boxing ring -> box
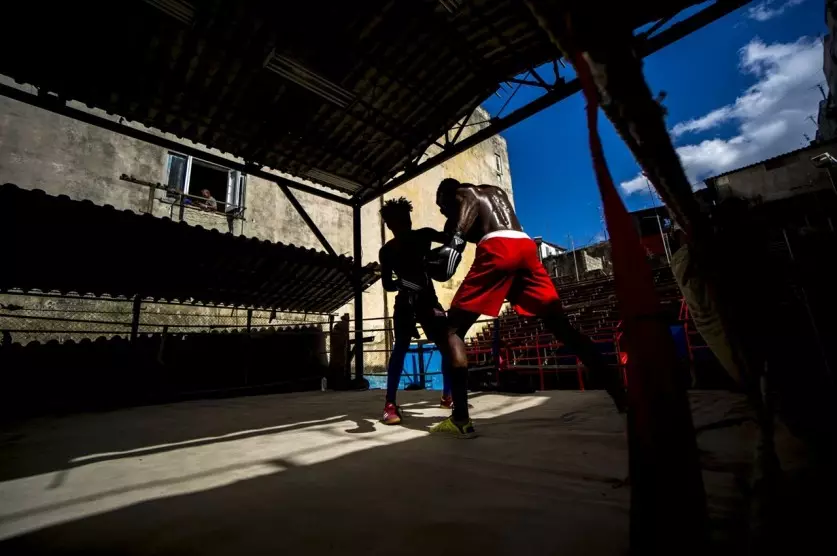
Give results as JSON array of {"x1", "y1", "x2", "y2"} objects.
[
  {"x1": 0, "y1": 388, "x2": 772, "y2": 554},
  {"x1": 0, "y1": 1, "x2": 777, "y2": 553}
]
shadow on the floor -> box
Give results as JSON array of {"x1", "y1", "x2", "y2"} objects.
[
  {"x1": 0, "y1": 391, "x2": 495, "y2": 484},
  {"x1": 1, "y1": 390, "x2": 830, "y2": 555},
  {"x1": 0, "y1": 393, "x2": 635, "y2": 556}
]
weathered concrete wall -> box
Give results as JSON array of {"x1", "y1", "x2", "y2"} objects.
[
  {"x1": 0, "y1": 99, "x2": 513, "y2": 372},
  {"x1": 707, "y1": 143, "x2": 837, "y2": 204},
  {"x1": 0, "y1": 97, "x2": 166, "y2": 214},
  {"x1": 380, "y1": 108, "x2": 514, "y2": 315},
  {"x1": 544, "y1": 241, "x2": 613, "y2": 281}
]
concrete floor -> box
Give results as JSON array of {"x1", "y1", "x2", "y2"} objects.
[{"x1": 0, "y1": 389, "x2": 772, "y2": 554}]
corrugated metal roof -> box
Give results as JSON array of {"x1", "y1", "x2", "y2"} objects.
[
  {"x1": 0, "y1": 0, "x2": 697, "y2": 200},
  {"x1": 1, "y1": 184, "x2": 379, "y2": 313}
]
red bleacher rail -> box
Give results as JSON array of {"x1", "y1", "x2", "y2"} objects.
[
  {"x1": 465, "y1": 320, "x2": 624, "y2": 391},
  {"x1": 464, "y1": 266, "x2": 680, "y2": 392},
  {"x1": 677, "y1": 297, "x2": 711, "y2": 372}
]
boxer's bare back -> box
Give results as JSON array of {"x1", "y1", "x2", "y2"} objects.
[
  {"x1": 437, "y1": 183, "x2": 522, "y2": 244},
  {"x1": 428, "y1": 179, "x2": 627, "y2": 435}
]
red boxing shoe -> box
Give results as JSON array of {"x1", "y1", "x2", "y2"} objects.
[
  {"x1": 440, "y1": 396, "x2": 472, "y2": 409},
  {"x1": 381, "y1": 402, "x2": 402, "y2": 425}
]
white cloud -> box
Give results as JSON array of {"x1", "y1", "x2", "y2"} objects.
[
  {"x1": 670, "y1": 106, "x2": 733, "y2": 136},
  {"x1": 747, "y1": 0, "x2": 805, "y2": 22},
  {"x1": 621, "y1": 174, "x2": 650, "y2": 195},
  {"x1": 620, "y1": 36, "x2": 822, "y2": 194}
]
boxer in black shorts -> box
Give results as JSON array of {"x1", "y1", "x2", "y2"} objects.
[{"x1": 378, "y1": 198, "x2": 452, "y2": 424}]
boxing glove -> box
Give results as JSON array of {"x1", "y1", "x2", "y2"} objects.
[{"x1": 426, "y1": 232, "x2": 465, "y2": 282}]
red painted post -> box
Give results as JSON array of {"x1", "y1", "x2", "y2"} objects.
[
  {"x1": 613, "y1": 331, "x2": 624, "y2": 387},
  {"x1": 536, "y1": 334, "x2": 544, "y2": 391},
  {"x1": 684, "y1": 322, "x2": 695, "y2": 366}
]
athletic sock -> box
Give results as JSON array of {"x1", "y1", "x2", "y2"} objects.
[{"x1": 450, "y1": 366, "x2": 470, "y2": 422}]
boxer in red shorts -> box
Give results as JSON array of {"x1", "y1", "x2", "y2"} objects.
[{"x1": 426, "y1": 179, "x2": 627, "y2": 437}]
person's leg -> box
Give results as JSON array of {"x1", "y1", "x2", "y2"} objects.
[
  {"x1": 512, "y1": 238, "x2": 626, "y2": 411},
  {"x1": 382, "y1": 302, "x2": 416, "y2": 424},
  {"x1": 416, "y1": 301, "x2": 453, "y2": 403},
  {"x1": 430, "y1": 238, "x2": 513, "y2": 435},
  {"x1": 385, "y1": 335, "x2": 411, "y2": 404},
  {"x1": 445, "y1": 307, "x2": 480, "y2": 423},
  {"x1": 421, "y1": 307, "x2": 477, "y2": 406}
]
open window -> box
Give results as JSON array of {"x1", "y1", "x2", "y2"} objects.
[{"x1": 165, "y1": 153, "x2": 245, "y2": 214}]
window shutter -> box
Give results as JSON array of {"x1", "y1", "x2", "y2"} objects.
[
  {"x1": 226, "y1": 170, "x2": 243, "y2": 212},
  {"x1": 238, "y1": 174, "x2": 246, "y2": 208},
  {"x1": 166, "y1": 154, "x2": 188, "y2": 197}
]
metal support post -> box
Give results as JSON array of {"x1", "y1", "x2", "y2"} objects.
[
  {"x1": 130, "y1": 295, "x2": 142, "y2": 343},
  {"x1": 826, "y1": 166, "x2": 837, "y2": 197},
  {"x1": 569, "y1": 234, "x2": 580, "y2": 281},
  {"x1": 492, "y1": 318, "x2": 501, "y2": 380},
  {"x1": 576, "y1": 357, "x2": 585, "y2": 391},
  {"x1": 417, "y1": 342, "x2": 426, "y2": 388},
  {"x1": 353, "y1": 204, "x2": 364, "y2": 381},
  {"x1": 246, "y1": 308, "x2": 253, "y2": 333}
]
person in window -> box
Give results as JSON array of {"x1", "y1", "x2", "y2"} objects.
[
  {"x1": 378, "y1": 198, "x2": 453, "y2": 425},
  {"x1": 199, "y1": 189, "x2": 218, "y2": 211}
]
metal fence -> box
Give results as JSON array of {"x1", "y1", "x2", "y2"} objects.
[
  {"x1": 1, "y1": 291, "x2": 514, "y2": 390},
  {"x1": 0, "y1": 291, "x2": 330, "y2": 346}
]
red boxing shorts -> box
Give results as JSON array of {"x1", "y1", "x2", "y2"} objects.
[{"x1": 450, "y1": 231, "x2": 560, "y2": 317}]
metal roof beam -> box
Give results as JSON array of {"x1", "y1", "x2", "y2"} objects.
[
  {"x1": 359, "y1": 77, "x2": 580, "y2": 204},
  {"x1": 506, "y1": 77, "x2": 550, "y2": 89},
  {"x1": 358, "y1": 0, "x2": 749, "y2": 206}
]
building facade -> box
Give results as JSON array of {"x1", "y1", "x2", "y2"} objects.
[
  {"x1": 543, "y1": 241, "x2": 613, "y2": 282},
  {"x1": 703, "y1": 140, "x2": 837, "y2": 204},
  {"x1": 818, "y1": 0, "x2": 837, "y2": 141},
  {"x1": 533, "y1": 237, "x2": 566, "y2": 260},
  {"x1": 0, "y1": 95, "x2": 513, "y2": 372}
]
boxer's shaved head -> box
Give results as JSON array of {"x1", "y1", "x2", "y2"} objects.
[
  {"x1": 436, "y1": 178, "x2": 461, "y2": 216},
  {"x1": 437, "y1": 178, "x2": 460, "y2": 201}
]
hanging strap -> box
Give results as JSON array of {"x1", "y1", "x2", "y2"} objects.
[{"x1": 570, "y1": 39, "x2": 708, "y2": 555}]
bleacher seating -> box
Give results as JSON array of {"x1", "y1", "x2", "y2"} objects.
[{"x1": 466, "y1": 265, "x2": 683, "y2": 391}]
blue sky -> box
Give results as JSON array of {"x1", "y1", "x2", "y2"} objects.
[{"x1": 482, "y1": 0, "x2": 826, "y2": 248}]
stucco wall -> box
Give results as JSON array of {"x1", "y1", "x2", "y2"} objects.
[
  {"x1": 707, "y1": 143, "x2": 837, "y2": 204},
  {"x1": 0, "y1": 97, "x2": 166, "y2": 214},
  {"x1": 544, "y1": 242, "x2": 613, "y2": 281},
  {"x1": 380, "y1": 109, "x2": 513, "y2": 314},
  {"x1": 0, "y1": 99, "x2": 513, "y2": 371}
]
